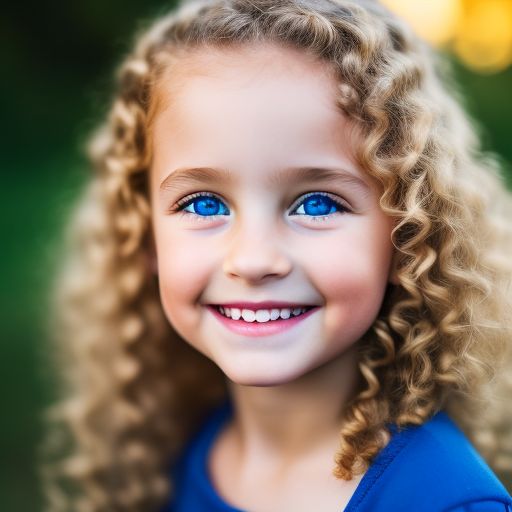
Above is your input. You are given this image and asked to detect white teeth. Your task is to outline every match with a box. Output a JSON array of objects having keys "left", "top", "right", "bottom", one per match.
[
  {"left": 216, "top": 306, "right": 310, "bottom": 322},
  {"left": 279, "top": 308, "right": 291, "bottom": 319},
  {"left": 270, "top": 309, "right": 280, "bottom": 320},
  {"left": 255, "top": 310, "right": 271, "bottom": 323},
  {"left": 241, "top": 309, "right": 256, "bottom": 322}
]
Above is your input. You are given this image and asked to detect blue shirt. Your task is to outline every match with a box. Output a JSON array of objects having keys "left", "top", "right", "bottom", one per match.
[{"left": 164, "top": 400, "right": 512, "bottom": 511}]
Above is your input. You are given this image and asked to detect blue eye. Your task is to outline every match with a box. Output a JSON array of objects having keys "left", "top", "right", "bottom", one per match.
[
  {"left": 290, "top": 193, "right": 348, "bottom": 217},
  {"left": 172, "top": 191, "right": 349, "bottom": 220},
  {"left": 175, "top": 193, "right": 230, "bottom": 217}
]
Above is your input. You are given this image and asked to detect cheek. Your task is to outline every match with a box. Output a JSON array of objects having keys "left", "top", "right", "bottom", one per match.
[
  {"left": 156, "top": 223, "right": 213, "bottom": 288},
  {"left": 300, "top": 223, "right": 393, "bottom": 323},
  {"left": 154, "top": 228, "right": 213, "bottom": 333}
]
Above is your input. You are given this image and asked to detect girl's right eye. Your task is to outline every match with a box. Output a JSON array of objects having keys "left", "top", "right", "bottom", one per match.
[{"left": 172, "top": 192, "right": 230, "bottom": 219}]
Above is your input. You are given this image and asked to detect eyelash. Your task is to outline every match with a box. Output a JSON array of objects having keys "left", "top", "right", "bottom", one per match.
[{"left": 169, "top": 191, "right": 351, "bottom": 223}]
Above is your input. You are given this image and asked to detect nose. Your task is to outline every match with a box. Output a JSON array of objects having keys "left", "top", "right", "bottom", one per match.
[{"left": 222, "top": 219, "right": 292, "bottom": 284}]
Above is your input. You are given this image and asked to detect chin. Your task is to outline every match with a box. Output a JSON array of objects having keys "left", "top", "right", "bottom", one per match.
[{"left": 219, "top": 360, "right": 309, "bottom": 387}]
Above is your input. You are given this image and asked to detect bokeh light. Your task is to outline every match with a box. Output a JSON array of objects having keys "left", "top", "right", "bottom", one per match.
[
  {"left": 380, "top": 0, "right": 512, "bottom": 73},
  {"left": 380, "top": 0, "right": 463, "bottom": 46}
]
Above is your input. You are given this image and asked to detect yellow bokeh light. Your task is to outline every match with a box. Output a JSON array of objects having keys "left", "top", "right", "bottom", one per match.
[
  {"left": 380, "top": 0, "right": 512, "bottom": 73},
  {"left": 380, "top": 0, "right": 463, "bottom": 45},
  {"left": 454, "top": 0, "right": 512, "bottom": 73}
]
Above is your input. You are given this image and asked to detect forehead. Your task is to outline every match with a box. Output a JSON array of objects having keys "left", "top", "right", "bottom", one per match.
[
  {"left": 149, "top": 42, "right": 370, "bottom": 190},
  {"left": 153, "top": 42, "right": 339, "bottom": 108},
  {"left": 150, "top": 42, "right": 342, "bottom": 140}
]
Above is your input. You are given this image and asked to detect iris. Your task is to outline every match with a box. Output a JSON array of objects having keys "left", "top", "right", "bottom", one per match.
[
  {"left": 189, "top": 196, "right": 229, "bottom": 216},
  {"left": 300, "top": 194, "right": 338, "bottom": 216}
]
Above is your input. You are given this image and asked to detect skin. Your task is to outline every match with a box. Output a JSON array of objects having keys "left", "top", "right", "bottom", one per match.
[{"left": 149, "top": 43, "right": 398, "bottom": 510}]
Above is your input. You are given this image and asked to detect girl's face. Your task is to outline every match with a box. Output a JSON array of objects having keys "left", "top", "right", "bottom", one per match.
[{"left": 150, "top": 43, "right": 397, "bottom": 386}]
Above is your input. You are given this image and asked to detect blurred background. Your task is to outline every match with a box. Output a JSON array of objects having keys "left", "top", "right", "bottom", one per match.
[{"left": 1, "top": 0, "right": 511, "bottom": 509}]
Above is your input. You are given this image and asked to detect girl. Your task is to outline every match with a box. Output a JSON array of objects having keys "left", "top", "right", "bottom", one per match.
[{"left": 39, "top": 0, "right": 512, "bottom": 510}]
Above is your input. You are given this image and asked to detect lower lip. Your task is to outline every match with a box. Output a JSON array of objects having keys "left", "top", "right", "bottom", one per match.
[{"left": 206, "top": 305, "right": 319, "bottom": 337}]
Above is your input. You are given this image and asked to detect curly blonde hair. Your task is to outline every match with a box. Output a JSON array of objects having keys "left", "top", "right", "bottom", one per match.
[{"left": 38, "top": 0, "right": 512, "bottom": 510}]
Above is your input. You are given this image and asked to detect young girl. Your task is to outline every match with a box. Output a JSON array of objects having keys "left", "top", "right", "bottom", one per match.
[{"left": 39, "top": 0, "right": 512, "bottom": 510}]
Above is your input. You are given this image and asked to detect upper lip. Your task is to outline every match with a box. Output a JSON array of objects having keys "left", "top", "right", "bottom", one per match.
[{"left": 209, "top": 301, "right": 317, "bottom": 310}]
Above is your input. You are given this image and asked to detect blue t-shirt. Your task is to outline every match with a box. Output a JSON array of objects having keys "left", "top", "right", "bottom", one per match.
[{"left": 164, "top": 400, "right": 512, "bottom": 511}]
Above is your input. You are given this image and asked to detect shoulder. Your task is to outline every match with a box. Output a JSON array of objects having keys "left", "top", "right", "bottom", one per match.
[
  {"left": 351, "top": 411, "right": 512, "bottom": 512},
  {"left": 402, "top": 412, "right": 511, "bottom": 509}
]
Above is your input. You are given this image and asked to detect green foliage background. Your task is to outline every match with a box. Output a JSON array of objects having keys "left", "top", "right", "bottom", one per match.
[{"left": 1, "top": 1, "right": 510, "bottom": 510}]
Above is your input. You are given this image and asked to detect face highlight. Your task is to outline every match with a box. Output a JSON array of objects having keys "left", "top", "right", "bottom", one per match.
[{"left": 149, "top": 43, "right": 396, "bottom": 386}]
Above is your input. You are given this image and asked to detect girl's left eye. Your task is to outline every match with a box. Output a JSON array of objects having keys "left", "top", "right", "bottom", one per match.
[
  {"left": 289, "top": 192, "right": 351, "bottom": 219},
  {"left": 170, "top": 191, "right": 350, "bottom": 221}
]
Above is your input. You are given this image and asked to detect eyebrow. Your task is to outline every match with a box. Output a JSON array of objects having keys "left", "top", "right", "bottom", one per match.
[{"left": 159, "top": 166, "right": 370, "bottom": 194}]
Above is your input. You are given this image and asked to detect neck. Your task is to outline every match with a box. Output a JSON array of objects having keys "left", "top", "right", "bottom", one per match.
[{"left": 224, "top": 345, "right": 361, "bottom": 473}]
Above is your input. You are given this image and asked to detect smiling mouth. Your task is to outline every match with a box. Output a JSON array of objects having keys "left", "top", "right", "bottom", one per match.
[{"left": 210, "top": 305, "right": 317, "bottom": 323}]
